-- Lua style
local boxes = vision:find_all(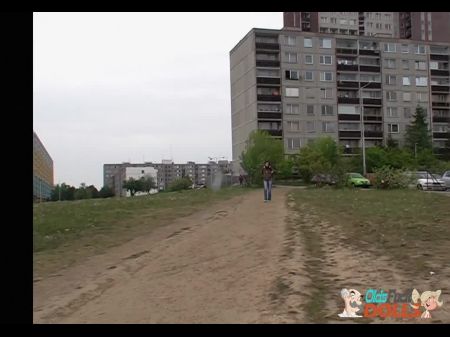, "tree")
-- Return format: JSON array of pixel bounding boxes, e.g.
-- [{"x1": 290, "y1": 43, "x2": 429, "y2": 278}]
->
[
  {"x1": 99, "y1": 186, "x2": 115, "y2": 198},
  {"x1": 50, "y1": 183, "x2": 76, "y2": 201},
  {"x1": 404, "y1": 105, "x2": 432, "y2": 153},
  {"x1": 140, "y1": 176, "x2": 156, "y2": 194},
  {"x1": 169, "y1": 177, "x2": 193, "y2": 191},
  {"x1": 123, "y1": 178, "x2": 139, "y2": 196},
  {"x1": 240, "y1": 130, "x2": 284, "y2": 185},
  {"x1": 386, "y1": 134, "x2": 398, "y2": 149}
]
